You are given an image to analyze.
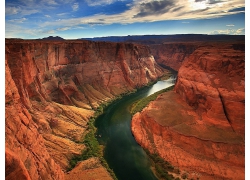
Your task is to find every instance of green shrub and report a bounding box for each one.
[130,85,174,115]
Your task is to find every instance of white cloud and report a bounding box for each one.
[5,6,20,15]
[57,27,71,31]
[209,28,245,35]
[72,3,79,11]
[235,28,245,35]
[84,0,123,6]
[5,0,245,38]
[39,0,244,27]
[45,15,51,18]
[57,13,69,16]
[226,24,235,26]
[8,18,27,23]
[42,0,58,5]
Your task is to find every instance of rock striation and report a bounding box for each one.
[175,42,245,136]
[132,41,245,180]
[5,39,165,179]
[150,43,199,71]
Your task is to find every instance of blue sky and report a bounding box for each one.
[5,0,245,39]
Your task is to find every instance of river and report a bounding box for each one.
[95,76,176,180]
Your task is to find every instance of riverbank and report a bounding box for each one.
[131,90,244,180]
[94,77,175,180]
[66,73,173,179]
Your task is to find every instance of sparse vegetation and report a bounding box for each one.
[160,73,172,80]
[67,103,118,180]
[144,149,179,180]
[130,85,174,115]
[181,172,188,179]
[67,73,173,180]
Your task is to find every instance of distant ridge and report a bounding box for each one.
[80,34,245,44]
[40,36,65,40]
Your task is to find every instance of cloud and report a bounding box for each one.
[182,21,190,23]
[226,24,234,26]
[85,0,116,6]
[42,0,58,5]
[5,0,74,17]
[209,28,245,35]
[5,0,245,38]
[72,3,79,11]
[5,6,20,15]
[194,0,225,4]
[235,28,245,35]
[195,0,205,2]
[134,0,174,18]
[45,15,51,18]
[57,27,71,31]
[207,0,225,4]
[43,30,56,34]
[57,13,69,16]
[8,18,27,23]
[36,0,244,31]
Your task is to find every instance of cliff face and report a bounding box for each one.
[132,42,245,179]
[6,40,163,108]
[175,42,245,136]
[150,43,198,71]
[5,39,164,179]
[5,60,64,180]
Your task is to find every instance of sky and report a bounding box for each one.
[5,0,245,39]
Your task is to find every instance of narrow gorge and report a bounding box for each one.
[5,37,245,180]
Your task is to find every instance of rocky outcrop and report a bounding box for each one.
[5,39,165,179]
[132,42,245,179]
[65,158,113,180]
[175,42,245,136]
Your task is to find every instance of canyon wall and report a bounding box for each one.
[150,43,198,71]
[132,41,245,179]
[5,39,165,179]
[175,42,245,136]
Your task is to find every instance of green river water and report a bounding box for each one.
[95,76,175,180]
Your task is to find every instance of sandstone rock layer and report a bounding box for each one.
[132,42,245,180]
[5,39,165,179]
[150,43,199,71]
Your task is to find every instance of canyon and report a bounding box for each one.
[5,36,245,180]
[5,39,165,180]
[132,41,245,179]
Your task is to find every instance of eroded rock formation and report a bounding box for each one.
[5,39,165,179]
[132,42,245,179]
[150,43,199,71]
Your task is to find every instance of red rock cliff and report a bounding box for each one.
[132,41,245,180]
[150,43,198,71]
[6,60,64,180]
[175,42,245,136]
[5,39,165,180]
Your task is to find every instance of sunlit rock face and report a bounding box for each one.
[5,60,65,180]
[175,42,245,136]
[5,39,165,180]
[132,41,245,180]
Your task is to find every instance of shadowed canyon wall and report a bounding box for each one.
[150,43,198,71]
[5,39,165,180]
[132,41,245,180]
